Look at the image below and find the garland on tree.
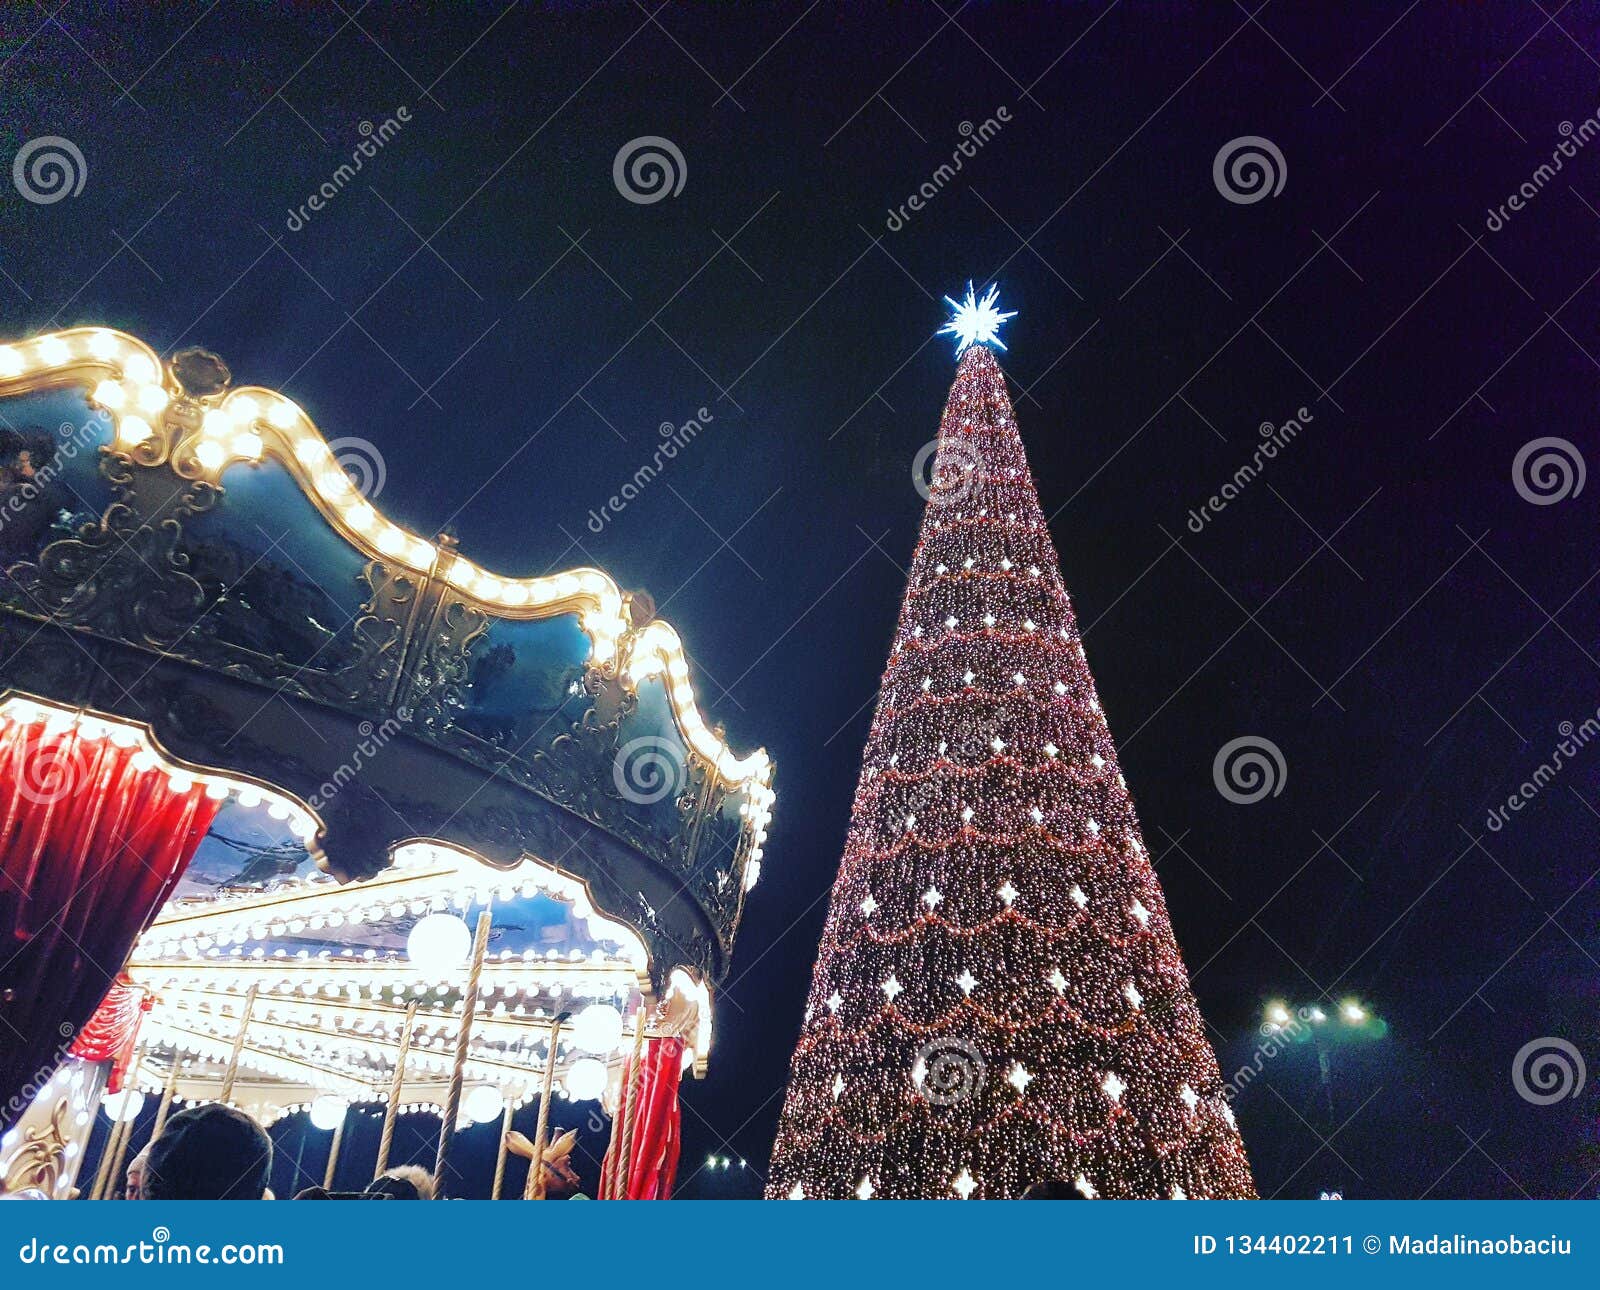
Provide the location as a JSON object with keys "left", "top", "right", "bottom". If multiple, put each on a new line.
{"left": 766, "top": 293, "right": 1256, "bottom": 1199}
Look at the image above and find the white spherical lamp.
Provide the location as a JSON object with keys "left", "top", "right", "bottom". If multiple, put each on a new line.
{"left": 463, "top": 1085, "right": 503, "bottom": 1124}
{"left": 309, "top": 1095, "right": 348, "bottom": 1131}
{"left": 564, "top": 1057, "right": 607, "bottom": 1102}
{"left": 571, "top": 1003, "right": 624, "bottom": 1055}
{"left": 101, "top": 1089, "right": 145, "bottom": 1123}
{"left": 405, "top": 913, "right": 471, "bottom": 977}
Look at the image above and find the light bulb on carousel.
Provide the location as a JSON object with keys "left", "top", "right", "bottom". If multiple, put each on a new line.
{"left": 564, "top": 1058, "right": 607, "bottom": 1102}
{"left": 101, "top": 1089, "right": 145, "bottom": 1124}
{"left": 570, "top": 1002, "right": 624, "bottom": 1055}
{"left": 462, "top": 1085, "right": 504, "bottom": 1125}
{"left": 405, "top": 912, "right": 472, "bottom": 977}
{"left": 309, "top": 1095, "right": 348, "bottom": 1131}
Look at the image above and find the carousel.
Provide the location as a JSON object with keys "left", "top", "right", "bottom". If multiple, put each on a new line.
{"left": 0, "top": 327, "right": 774, "bottom": 1199}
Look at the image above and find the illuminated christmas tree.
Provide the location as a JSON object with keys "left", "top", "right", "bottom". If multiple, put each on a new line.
{"left": 766, "top": 287, "right": 1256, "bottom": 1200}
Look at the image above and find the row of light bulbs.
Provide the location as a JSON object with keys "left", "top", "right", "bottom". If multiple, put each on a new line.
{"left": 3, "top": 326, "right": 773, "bottom": 807}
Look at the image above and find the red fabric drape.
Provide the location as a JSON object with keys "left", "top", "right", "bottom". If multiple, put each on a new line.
{"left": 0, "top": 714, "right": 218, "bottom": 1131}
{"left": 600, "top": 1036, "right": 685, "bottom": 1199}
{"left": 69, "top": 974, "right": 152, "bottom": 1093}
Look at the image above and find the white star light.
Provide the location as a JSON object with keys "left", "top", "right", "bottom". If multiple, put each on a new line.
{"left": 1007, "top": 1062, "right": 1033, "bottom": 1094}
{"left": 955, "top": 968, "right": 978, "bottom": 995}
{"left": 939, "top": 281, "right": 1018, "bottom": 354}
{"left": 1074, "top": 1173, "right": 1098, "bottom": 1199}
{"left": 922, "top": 885, "right": 943, "bottom": 910}
{"left": 1102, "top": 1071, "right": 1126, "bottom": 1102}
{"left": 856, "top": 1176, "right": 874, "bottom": 1200}
{"left": 952, "top": 1168, "right": 978, "bottom": 1200}
{"left": 882, "top": 974, "right": 904, "bottom": 1002}
{"left": 997, "top": 879, "right": 1018, "bottom": 906}
{"left": 826, "top": 990, "right": 844, "bottom": 1013}
{"left": 832, "top": 1073, "right": 846, "bottom": 1100}
{"left": 860, "top": 893, "right": 878, "bottom": 917}
{"left": 1123, "top": 980, "right": 1143, "bottom": 1010}
{"left": 787, "top": 1182, "right": 805, "bottom": 1199}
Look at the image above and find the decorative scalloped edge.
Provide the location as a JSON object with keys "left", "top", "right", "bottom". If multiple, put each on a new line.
{"left": 0, "top": 328, "right": 774, "bottom": 823}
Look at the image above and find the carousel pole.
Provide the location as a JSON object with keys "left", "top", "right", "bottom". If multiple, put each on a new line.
{"left": 149, "top": 1052, "right": 180, "bottom": 1140}
{"left": 104, "top": 1049, "right": 149, "bottom": 1203}
{"left": 88, "top": 1075, "right": 138, "bottom": 1204}
{"left": 88, "top": 1113, "right": 128, "bottom": 1200}
{"left": 373, "top": 1001, "right": 418, "bottom": 1178}
{"left": 431, "top": 909, "right": 491, "bottom": 1192}
{"left": 611, "top": 1013, "right": 650, "bottom": 1200}
{"left": 322, "top": 1113, "right": 346, "bottom": 1189}
{"left": 521, "top": 1012, "right": 567, "bottom": 1200}
{"left": 218, "top": 984, "right": 258, "bottom": 1105}
{"left": 490, "top": 1100, "right": 514, "bottom": 1200}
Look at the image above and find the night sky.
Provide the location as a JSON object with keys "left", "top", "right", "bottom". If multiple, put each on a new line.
{"left": 4, "top": 3, "right": 1598, "bottom": 1199}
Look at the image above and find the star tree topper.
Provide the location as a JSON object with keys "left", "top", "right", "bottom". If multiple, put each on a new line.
{"left": 939, "top": 281, "right": 1017, "bottom": 354}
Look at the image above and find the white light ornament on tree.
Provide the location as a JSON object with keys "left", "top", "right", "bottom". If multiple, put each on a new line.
{"left": 937, "top": 281, "right": 1018, "bottom": 354}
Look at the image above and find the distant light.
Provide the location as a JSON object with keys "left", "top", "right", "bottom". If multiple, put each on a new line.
{"left": 1309, "top": 1006, "right": 1326, "bottom": 1023}
{"left": 1341, "top": 1000, "right": 1367, "bottom": 1024}
{"left": 1265, "top": 1000, "right": 1292, "bottom": 1027}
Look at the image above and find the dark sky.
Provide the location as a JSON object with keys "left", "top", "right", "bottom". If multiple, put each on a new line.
{"left": 4, "top": 2, "right": 1598, "bottom": 1199}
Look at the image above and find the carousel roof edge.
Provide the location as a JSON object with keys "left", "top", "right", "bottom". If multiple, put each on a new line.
{"left": 0, "top": 326, "right": 774, "bottom": 798}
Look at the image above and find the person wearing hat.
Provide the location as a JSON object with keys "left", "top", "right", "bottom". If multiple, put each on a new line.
{"left": 142, "top": 1105, "right": 273, "bottom": 1200}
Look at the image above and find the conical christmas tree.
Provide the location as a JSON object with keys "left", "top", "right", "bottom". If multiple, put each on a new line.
{"left": 767, "top": 289, "right": 1255, "bottom": 1200}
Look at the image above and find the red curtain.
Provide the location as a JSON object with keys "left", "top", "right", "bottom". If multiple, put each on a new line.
{"left": 0, "top": 713, "right": 218, "bottom": 1131}
{"left": 600, "top": 1036, "right": 684, "bottom": 1199}
{"left": 69, "top": 975, "right": 152, "bottom": 1094}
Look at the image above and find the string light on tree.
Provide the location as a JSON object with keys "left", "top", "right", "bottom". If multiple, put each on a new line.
{"left": 765, "top": 286, "right": 1256, "bottom": 1200}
